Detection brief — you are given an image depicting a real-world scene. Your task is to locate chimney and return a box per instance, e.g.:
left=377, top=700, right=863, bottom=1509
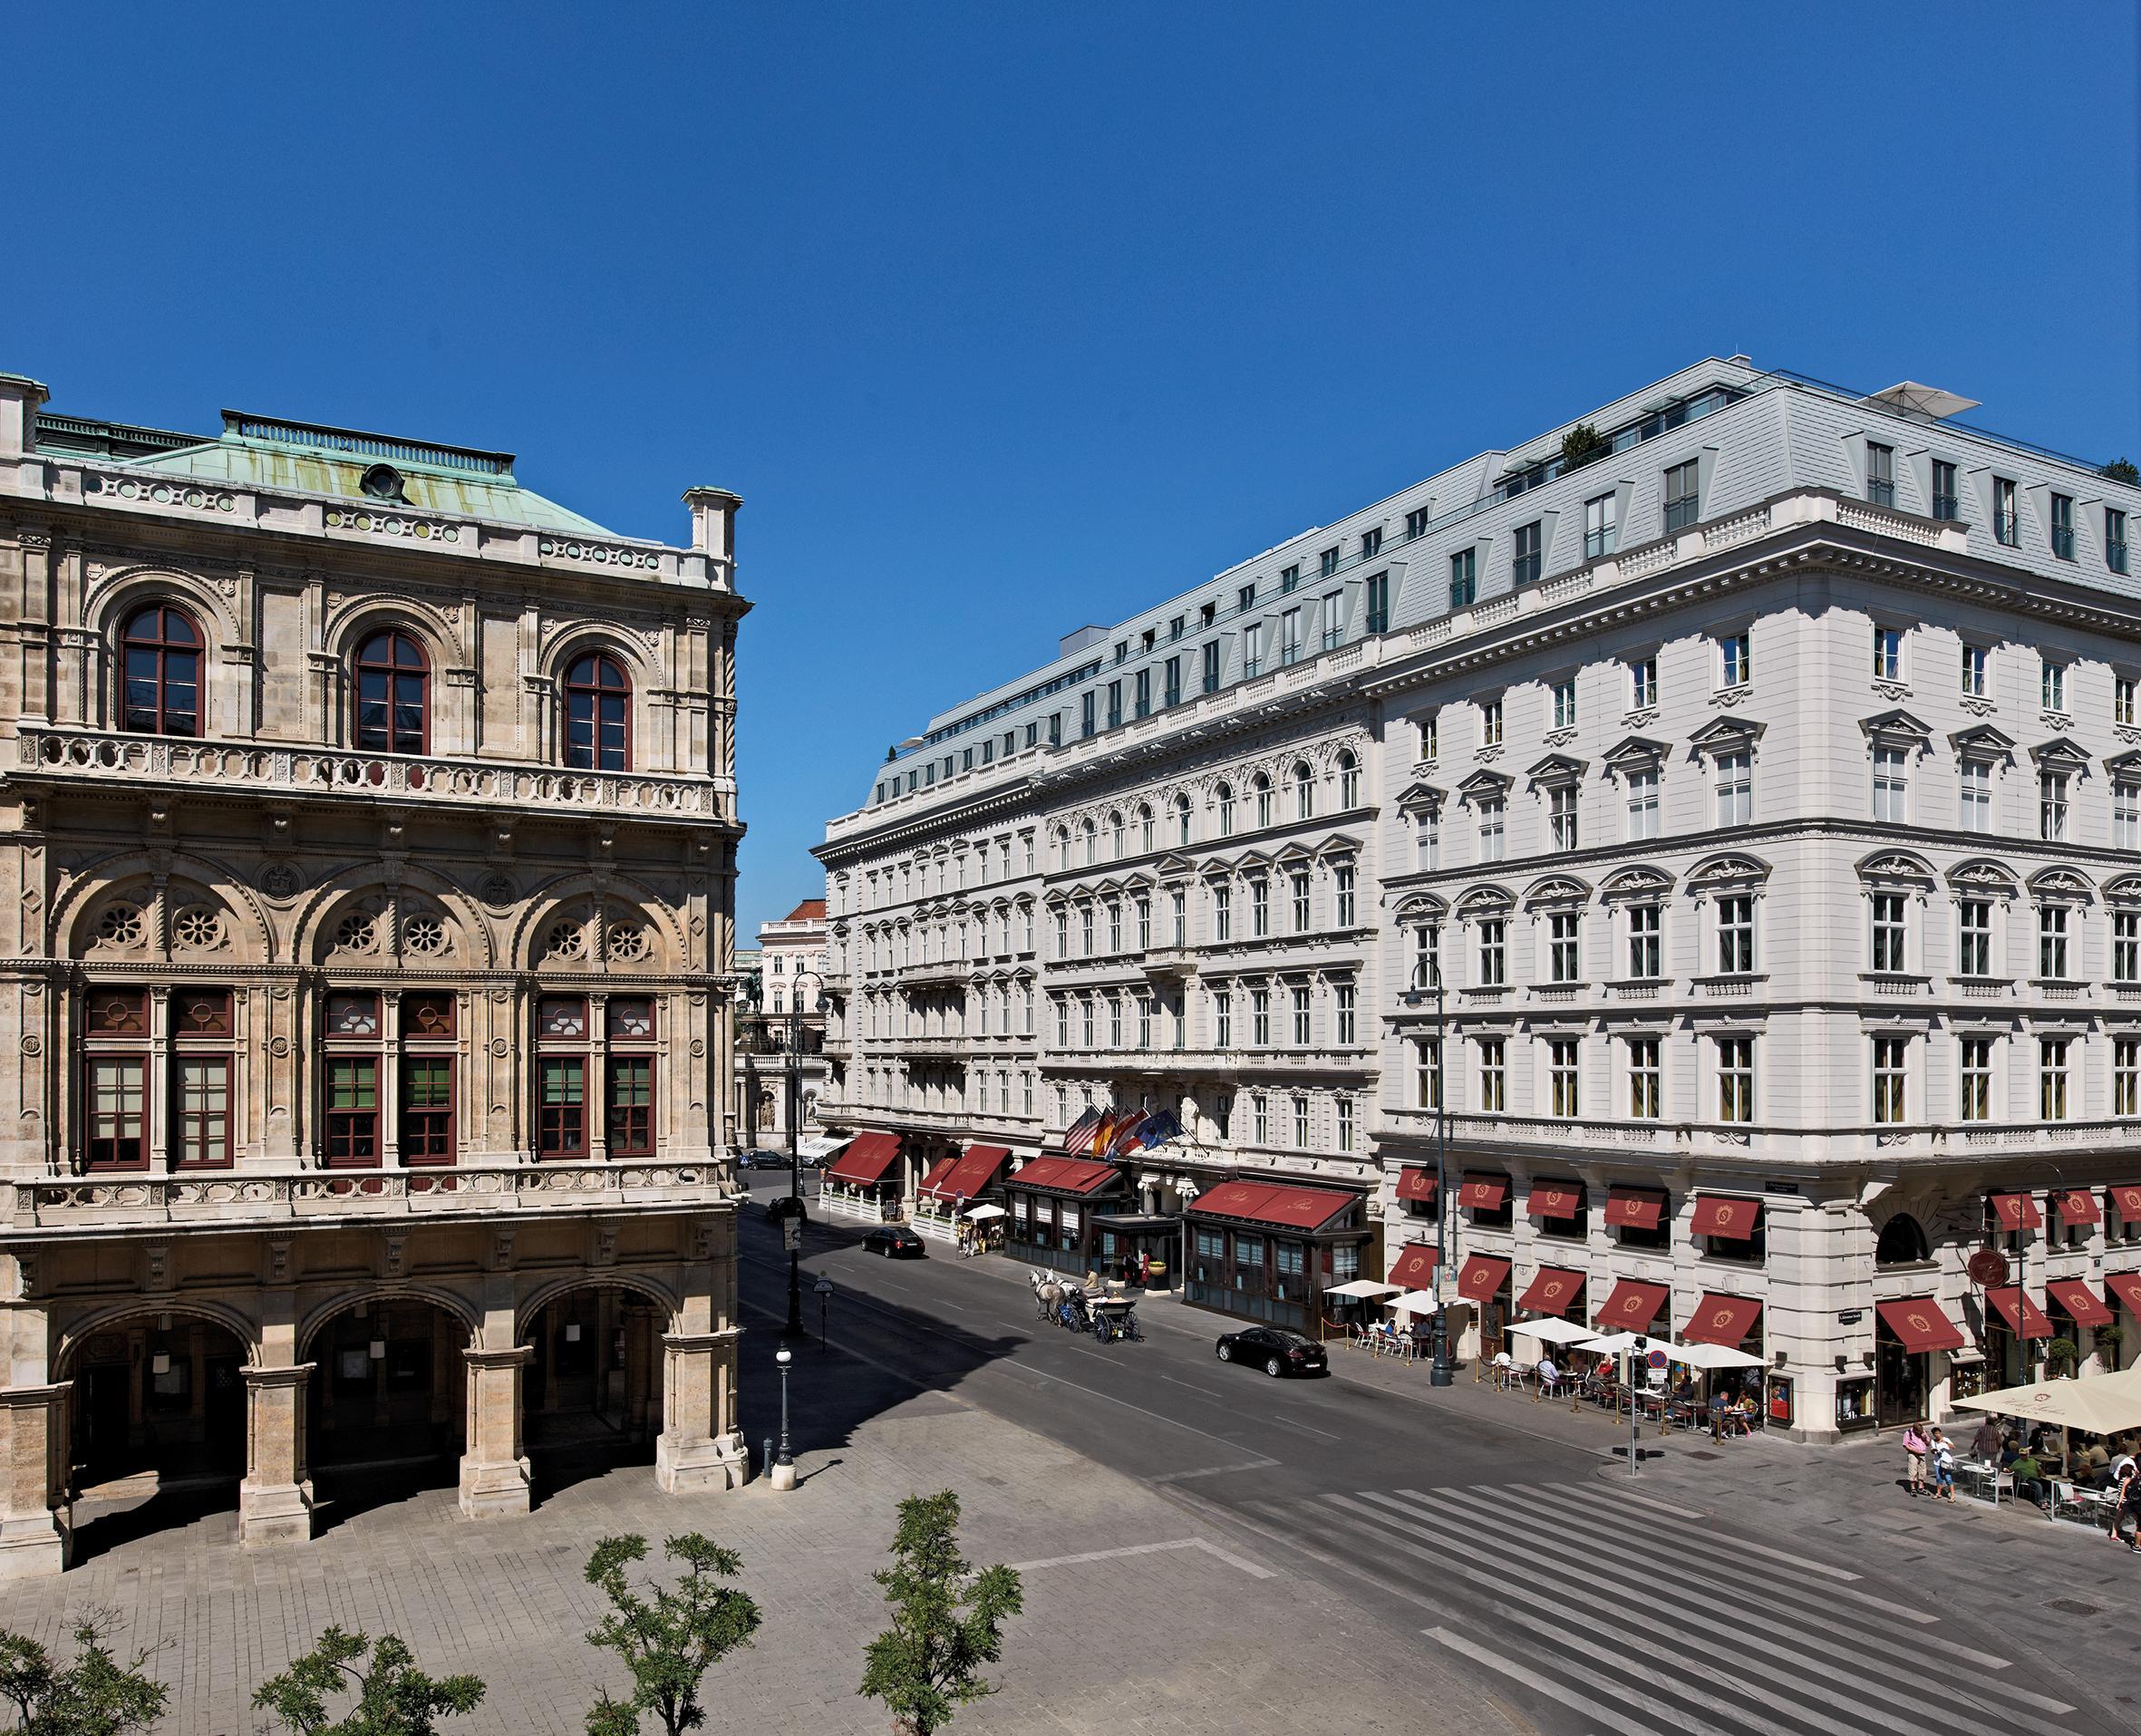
left=0, top=372, right=50, bottom=459
left=682, top=487, right=742, bottom=562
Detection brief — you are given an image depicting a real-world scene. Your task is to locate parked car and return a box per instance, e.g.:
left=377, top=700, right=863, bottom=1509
left=1215, top=1326, right=1327, bottom=1378
left=763, top=1194, right=809, bottom=1222
left=861, top=1225, right=925, bottom=1259
left=736, top=1149, right=788, bottom=1170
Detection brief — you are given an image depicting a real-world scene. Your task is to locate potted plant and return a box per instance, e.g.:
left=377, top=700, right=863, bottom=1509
left=1560, top=422, right=1610, bottom=471
left=2045, top=1335, right=2080, bottom=1379
left=2095, top=1321, right=2125, bottom=1370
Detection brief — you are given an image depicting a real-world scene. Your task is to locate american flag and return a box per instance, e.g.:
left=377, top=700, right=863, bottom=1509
left=1061, top=1106, right=1101, bottom=1155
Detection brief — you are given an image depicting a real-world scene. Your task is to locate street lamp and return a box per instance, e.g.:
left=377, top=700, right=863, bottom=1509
left=779, top=970, right=827, bottom=1343
left=1400, top=926, right=1453, bottom=1389
left=770, top=1346, right=796, bottom=1490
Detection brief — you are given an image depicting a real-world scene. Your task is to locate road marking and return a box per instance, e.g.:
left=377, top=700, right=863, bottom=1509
left=1148, top=1458, right=1280, bottom=1484
left=1160, top=1375, right=1224, bottom=1400
left=1423, top=1628, right=1668, bottom=1736
left=1267, top=1412, right=1341, bottom=1440
left=1007, top=1537, right=1273, bottom=1578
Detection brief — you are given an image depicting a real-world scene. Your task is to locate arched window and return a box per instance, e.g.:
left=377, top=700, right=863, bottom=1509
left=564, top=652, right=631, bottom=770
left=1875, top=1213, right=1931, bottom=1266
left=1216, top=782, right=1235, bottom=837
left=1338, top=749, right=1361, bottom=809
left=1082, top=820, right=1098, bottom=867
left=120, top=604, right=202, bottom=737
left=1255, top=773, right=1274, bottom=829
left=1138, top=804, right=1155, bottom=853
left=353, top=629, right=430, bottom=754
left=1293, top=761, right=1315, bottom=820
left=1109, top=811, right=1125, bottom=859
left=1175, top=794, right=1194, bottom=847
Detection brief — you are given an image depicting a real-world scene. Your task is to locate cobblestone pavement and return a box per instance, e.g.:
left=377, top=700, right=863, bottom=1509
left=2, top=1389, right=1504, bottom=1736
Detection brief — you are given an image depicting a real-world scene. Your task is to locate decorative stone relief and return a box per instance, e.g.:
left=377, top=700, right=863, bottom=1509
left=258, top=863, right=302, bottom=898
left=478, top=873, right=516, bottom=907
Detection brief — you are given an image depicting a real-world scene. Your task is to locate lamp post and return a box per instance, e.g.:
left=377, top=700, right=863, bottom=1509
left=779, top=971, right=826, bottom=1343
left=1401, top=926, right=1453, bottom=1388
left=770, top=1346, right=796, bottom=1490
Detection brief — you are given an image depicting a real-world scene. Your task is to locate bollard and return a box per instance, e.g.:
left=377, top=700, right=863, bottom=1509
left=761, top=1437, right=771, bottom=1481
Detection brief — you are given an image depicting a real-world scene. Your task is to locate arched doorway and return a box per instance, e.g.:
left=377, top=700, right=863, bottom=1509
left=303, top=1295, right=470, bottom=1526
left=520, top=1285, right=667, bottom=1498
left=63, top=1310, right=248, bottom=1557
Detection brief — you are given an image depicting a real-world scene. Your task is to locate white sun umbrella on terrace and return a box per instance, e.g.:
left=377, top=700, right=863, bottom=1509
left=1327, top=1279, right=1404, bottom=1299
left=1389, top=1290, right=1442, bottom=1316
left=961, top=1203, right=1007, bottom=1220
left=1509, top=1318, right=1600, bottom=1345
left=1574, top=1331, right=1670, bottom=1357
left=1670, top=1340, right=1767, bottom=1371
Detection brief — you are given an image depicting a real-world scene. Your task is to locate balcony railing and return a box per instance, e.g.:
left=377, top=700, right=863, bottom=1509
left=15, top=727, right=727, bottom=824
left=5, top=1157, right=734, bottom=1233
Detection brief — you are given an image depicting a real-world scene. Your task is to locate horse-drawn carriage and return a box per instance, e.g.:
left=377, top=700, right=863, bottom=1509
left=1031, top=1269, right=1142, bottom=1344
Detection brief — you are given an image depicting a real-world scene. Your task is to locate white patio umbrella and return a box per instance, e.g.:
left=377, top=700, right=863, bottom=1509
left=1670, top=1340, right=1767, bottom=1371
left=1389, top=1290, right=1442, bottom=1316
left=1510, top=1317, right=1600, bottom=1345
left=1574, top=1331, right=1661, bottom=1356
left=961, top=1203, right=1007, bottom=1220
left=1327, top=1279, right=1404, bottom=1299
left=1955, top=1365, right=2141, bottom=1435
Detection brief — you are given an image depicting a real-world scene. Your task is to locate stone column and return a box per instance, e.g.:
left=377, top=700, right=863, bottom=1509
left=0, top=1382, right=69, bottom=1578
left=653, top=1330, right=746, bottom=1492
left=458, top=1346, right=531, bottom=1518
left=237, top=1364, right=315, bottom=1547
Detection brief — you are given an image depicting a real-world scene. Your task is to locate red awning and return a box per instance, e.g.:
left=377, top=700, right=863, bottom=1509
left=2107, top=1272, right=2141, bottom=1318
left=1456, top=1255, right=1512, bottom=1301
left=1010, top=1156, right=1119, bottom=1197
left=1987, top=1286, right=2054, bottom=1340
left=1189, top=1180, right=1357, bottom=1233
left=1603, top=1188, right=1665, bottom=1230
left=2047, top=1279, right=2115, bottom=1329
left=1517, top=1266, right=1585, bottom=1314
left=1877, top=1296, right=1967, bottom=1354
left=923, top=1143, right=1010, bottom=1202
left=1456, top=1175, right=1508, bottom=1210
left=1990, top=1192, right=2042, bottom=1231
left=1388, top=1243, right=1439, bottom=1289
left=2053, top=1188, right=2103, bottom=1227
left=1526, top=1181, right=1583, bottom=1221
left=828, top=1130, right=901, bottom=1186
left=1395, top=1167, right=1439, bottom=1204
left=2111, top=1185, right=2141, bottom=1223
left=917, top=1156, right=958, bottom=1196
left=1593, top=1279, right=1669, bottom=1333
left=1682, top=1293, right=1763, bottom=1348
left=1691, top=1194, right=1759, bottom=1239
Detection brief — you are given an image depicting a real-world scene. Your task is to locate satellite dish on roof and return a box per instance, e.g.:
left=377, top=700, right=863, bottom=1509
left=1864, top=382, right=1981, bottom=423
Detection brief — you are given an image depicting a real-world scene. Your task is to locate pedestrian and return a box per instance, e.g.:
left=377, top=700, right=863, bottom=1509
left=1969, top=1414, right=2002, bottom=1465
left=1710, top=1385, right=1729, bottom=1443
left=2118, top=1464, right=2141, bottom=1553
left=1901, top=1419, right=1929, bottom=1497
left=1138, top=1250, right=1152, bottom=1288
left=1929, top=1428, right=1955, bottom=1502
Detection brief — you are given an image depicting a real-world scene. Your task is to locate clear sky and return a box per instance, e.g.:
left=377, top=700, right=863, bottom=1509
left=8, top=5, right=2138, bottom=938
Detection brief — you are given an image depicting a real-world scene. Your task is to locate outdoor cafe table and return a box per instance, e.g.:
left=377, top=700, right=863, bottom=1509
left=1953, top=1460, right=2013, bottom=1507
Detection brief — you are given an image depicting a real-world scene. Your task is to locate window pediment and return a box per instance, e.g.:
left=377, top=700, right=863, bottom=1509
left=1600, top=865, right=1675, bottom=902
left=1950, top=724, right=2015, bottom=765
left=1946, top=858, right=2020, bottom=897
left=1397, top=781, right=1446, bottom=817
left=1522, top=874, right=1593, bottom=910
left=1687, top=716, right=1764, bottom=757
left=1453, top=884, right=1514, bottom=918
left=1392, top=892, right=1448, bottom=923
left=1602, top=734, right=1669, bottom=773
left=1855, top=849, right=1934, bottom=887
left=1457, top=769, right=1512, bottom=801
left=1687, top=852, right=1772, bottom=892
left=2033, top=736, right=2091, bottom=771
left=2106, top=751, right=2141, bottom=780
left=2029, top=866, right=2095, bottom=903
left=1861, top=709, right=1933, bottom=750
left=2103, top=875, right=2141, bottom=907
left=1526, top=753, right=1588, bottom=789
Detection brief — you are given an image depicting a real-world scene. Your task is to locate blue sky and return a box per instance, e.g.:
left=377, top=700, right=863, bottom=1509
left=9, top=5, right=2137, bottom=937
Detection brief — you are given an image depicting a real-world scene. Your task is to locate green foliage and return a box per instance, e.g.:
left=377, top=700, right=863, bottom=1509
left=2102, top=458, right=2139, bottom=485
left=252, top=1626, right=484, bottom=1736
left=2046, top=1335, right=2080, bottom=1376
left=2097, top=1321, right=2126, bottom=1353
left=582, top=1532, right=761, bottom=1736
left=0, top=1615, right=167, bottom=1736
left=859, top=1490, right=1023, bottom=1736
left=1559, top=422, right=1610, bottom=470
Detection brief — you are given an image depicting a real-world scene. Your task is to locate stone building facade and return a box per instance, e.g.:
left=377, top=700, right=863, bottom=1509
left=0, top=372, right=750, bottom=1576
left=817, top=357, right=2141, bottom=1438
left=735, top=898, right=828, bottom=1150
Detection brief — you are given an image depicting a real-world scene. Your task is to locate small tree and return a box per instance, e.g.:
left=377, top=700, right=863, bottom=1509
left=0, top=1614, right=167, bottom=1736
left=2046, top=1335, right=2080, bottom=1379
left=2103, top=458, right=2140, bottom=485
left=582, top=1533, right=761, bottom=1736
left=1559, top=422, right=1609, bottom=470
left=859, top=1491, right=1022, bottom=1736
left=253, top=1627, right=484, bottom=1736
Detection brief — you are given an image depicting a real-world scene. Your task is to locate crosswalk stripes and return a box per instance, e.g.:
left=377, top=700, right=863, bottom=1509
left=1244, top=1479, right=2075, bottom=1736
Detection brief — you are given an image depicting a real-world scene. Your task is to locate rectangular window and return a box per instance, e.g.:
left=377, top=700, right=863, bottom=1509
left=1213, top=884, right=1231, bottom=942
left=1243, top=625, right=1262, bottom=679
left=1627, top=1037, right=1661, bottom=1120
left=1200, top=641, right=1221, bottom=694
left=2040, top=770, right=2068, bottom=840
left=1109, top=995, right=1123, bottom=1049
left=2039, top=904, right=2070, bottom=979
left=1630, top=655, right=1657, bottom=710
left=1252, top=1096, right=1269, bottom=1144
left=1159, top=655, right=1180, bottom=707
left=1548, top=784, right=1578, bottom=851
left=2039, top=1037, right=2071, bottom=1120
left=1549, top=1038, right=1581, bottom=1118
left=1412, top=924, right=1439, bottom=993
left=1960, top=761, right=1992, bottom=832
left=1959, top=1035, right=1992, bottom=1121
left=2117, top=909, right=2141, bottom=984
left=1080, top=692, right=1096, bottom=739
left=1480, top=698, right=1503, bottom=749
left=1334, top=863, right=1356, bottom=927
left=1553, top=676, right=1577, bottom=729
left=1291, top=986, right=1311, bottom=1046
left=1406, top=505, right=1431, bottom=540
left=1993, top=477, right=2019, bottom=546
left=1718, top=894, right=1755, bottom=974
left=1715, top=752, right=1752, bottom=827
left=1280, top=607, right=1302, bottom=666
left=1961, top=643, right=1988, bottom=698
left=1625, top=768, right=1660, bottom=839
left=1416, top=811, right=1439, bottom=869
left=1335, top=1096, right=1354, bottom=1152
left=1449, top=548, right=1477, bottom=608
left=2120, top=676, right=2137, bottom=727
left=1958, top=898, right=1993, bottom=976
left=1365, top=570, right=1389, bottom=633
left=1873, top=745, right=1908, bottom=823
left=538, top=1056, right=587, bottom=1157
left=2118, top=781, right=2141, bottom=849
left=1584, top=491, right=1618, bottom=559
left=1716, top=1036, right=1754, bottom=1123
left=1290, top=868, right=1311, bottom=934
left=326, top=1056, right=381, bottom=1166
left=1477, top=798, right=1505, bottom=862
left=1720, top=634, right=1750, bottom=688
left=1360, top=527, right=1383, bottom=560
left=1251, top=989, right=1271, bottom=1047
left=2120, top=1038, right=2141, bottom=1119
left=85, top=1055, right=147, bottom=1169
left=1932, top=460, right=1960, bottom=521
left=1548, top=911, right=1580, bottom=983
left=1414, top=1037, right=1440, bottom=1110
left=1865, top=441, right=1895, bottom=509
left=1133, top=668, right=1150, bottom=718
left=606, top=1057, right=654, bottom=1156
left=1662, top=459, right=1700, bottom=530
left=1251, top=878, right=1269, bottom=937
left=1172, top=888, right=1187, bottom=946
left=2042, top=660, right=2067, bottom=714
left=1335, top=983, right=1356, bottom=1044
left=400, top=1056, right=454, bottom=1164
left=1477, top=1038, right=1506, bottom=1112
left=1628, top=904, right=1661, bottom=979
left=1513, top=520, right=1543, bottom=587
left=2050, top=492, right=2076, bottom=559
left=1106, top=681, right=1123, bottom=728
left=1477, top=918, right=1506, bottom=986
left=1317, top=547, right=1338, bottom=579
left=1321, top=592, right=1343, bottom=651
left=1872, top=1036, right=1907, bottom=1123
left=1873, top=626, right=1904, bottom=682
left=173, top=1054, right=232, bottom=1170
left=1213, top=990, right=1232, bottom=1049
left=2110, top=508, right=2131, bottom=576
left=1237, top=582, right=1257, bottom=613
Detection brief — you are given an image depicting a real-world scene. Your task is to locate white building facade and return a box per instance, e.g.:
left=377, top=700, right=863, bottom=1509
left=734, top=899, right=828, bottom=1150
left=818, top=358, right=2141, bottom=1438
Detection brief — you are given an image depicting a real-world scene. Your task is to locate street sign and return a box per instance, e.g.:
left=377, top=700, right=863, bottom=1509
left=1646, top=1349, right=1668, bottom=1370
left=813, top=1276, right=834, bottom=1297
left=782, top=1220, right=801, bottom=1253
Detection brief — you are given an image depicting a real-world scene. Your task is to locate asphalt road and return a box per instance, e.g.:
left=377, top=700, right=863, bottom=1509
left=735, top=1176, right=2130, bottom=1736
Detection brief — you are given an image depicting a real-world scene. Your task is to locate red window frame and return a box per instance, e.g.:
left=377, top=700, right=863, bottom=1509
left=538, top=1055, right=588, bottom=1158
left=605, top=1055, right=654, bottom=1156
left=84, top=1052, right=149, bottom=1171
left=353, top=628, right=430, bottom=755
left=400, top=1054, right=455, bottom=1167
left=324, top=1056, right=381, bottom=1168
left=120, top=603, right=202, bottom=737
left=564, top=653, right=631, bottom=771
left=171, top=1053, right=234, bottom=1170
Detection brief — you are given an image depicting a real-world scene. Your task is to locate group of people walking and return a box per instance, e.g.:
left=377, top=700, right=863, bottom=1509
left=1899, top=1416, right=2141, bottom=1547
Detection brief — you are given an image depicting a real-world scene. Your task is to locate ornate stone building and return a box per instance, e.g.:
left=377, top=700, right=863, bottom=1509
left=735, top=897, right=828, bottom=1150
left=0, top=372, right=750, bottom=1576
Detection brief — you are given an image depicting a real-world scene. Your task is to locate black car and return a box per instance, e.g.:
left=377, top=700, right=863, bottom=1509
left=1216, top=1326, right=1328, bottom=1377
left=763, top=1194, right=809, bottom=1222
left=861, top=1225, right=925, bottom=1258
left=736, top=1149, right=788, bottom=1170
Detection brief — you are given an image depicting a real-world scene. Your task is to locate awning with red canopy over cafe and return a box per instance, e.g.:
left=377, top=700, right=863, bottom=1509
left=922, top=1143, right=1011, bottom=1202
left=1456, top=1175, right=1508, bottom=1211
left=1188, top=1179, right=1357, bottom=1233
left=1526, top=1181, right=1582, bottom=1221
left=1990, top=1192, right=2042, bottom=1231
left=1517, top=1266, right=1585, bottom=1314
left=1388, top=1243, right=1439, bottom=1289
left=1456, top=1255, right=1512, bottom=1301
left=1593, top=1279, right=1669, bottom=1333
left=1396, top=1167, right=1438, bottom=1204
left=828, top=1130, right=902, bottom=1186
left=2054, top=1188, right=2102, bottom=1228
left=1681, top=1293, right=1763, bottom=1348
left=2111, top=1185, right=2141, bottom=1224
left=2107, top=1271, right=2141, bottom=1318
left=1603, top=1188, right=1665, bottom=1230
left=2047, top=1279, right=2114, bottom=1329
left=1875, top=1296, right=1966, bottom=1353
left=1690, top=1194, right=1759, bottom=1239
left=1986, top=1286, right=2053, bottom=1339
